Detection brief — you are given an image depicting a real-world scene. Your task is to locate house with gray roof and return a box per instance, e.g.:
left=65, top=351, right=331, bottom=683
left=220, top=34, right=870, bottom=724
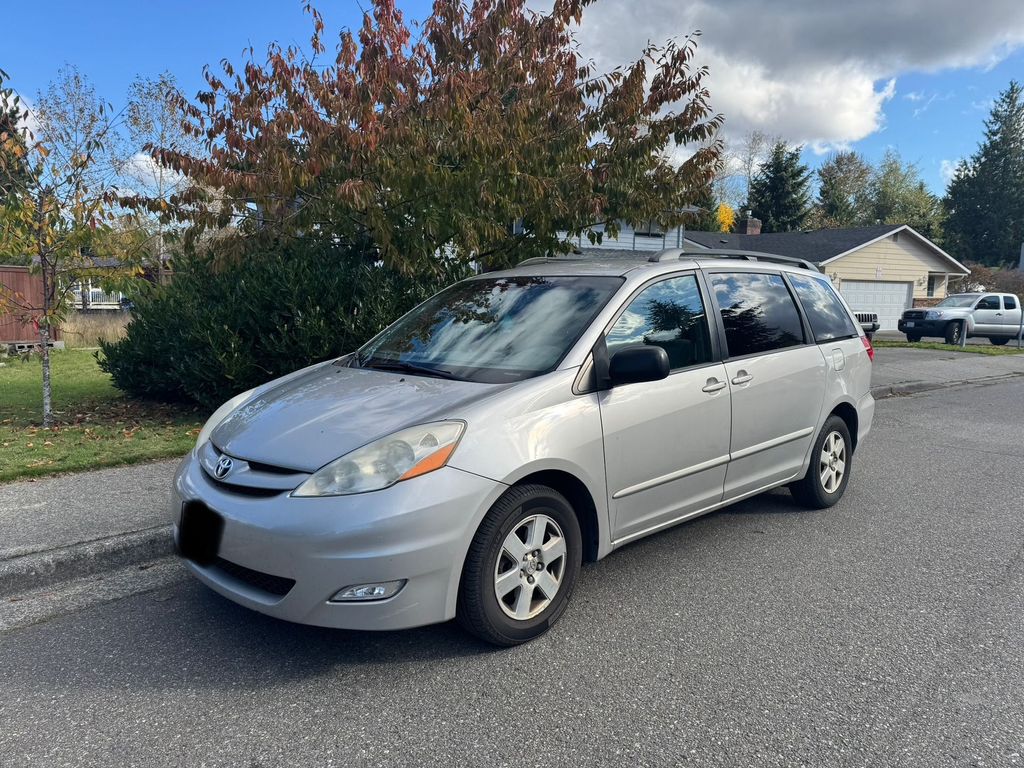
left=559, top=215, right=969, bottom=331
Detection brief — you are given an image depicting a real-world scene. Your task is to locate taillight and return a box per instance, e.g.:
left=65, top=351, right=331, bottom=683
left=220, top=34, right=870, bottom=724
left=861, top=335, right=874, bottom=362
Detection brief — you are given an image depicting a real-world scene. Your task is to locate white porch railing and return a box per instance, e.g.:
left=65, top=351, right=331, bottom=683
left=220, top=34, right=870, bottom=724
left=71, top=281, right=124, bottom=310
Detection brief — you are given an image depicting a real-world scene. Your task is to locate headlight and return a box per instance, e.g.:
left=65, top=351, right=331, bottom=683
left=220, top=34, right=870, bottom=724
left=195, top=388, right=256, bottom=449
left=925, top=310, right=944, bottom=320
left=293, top=421, right=466, bottom=497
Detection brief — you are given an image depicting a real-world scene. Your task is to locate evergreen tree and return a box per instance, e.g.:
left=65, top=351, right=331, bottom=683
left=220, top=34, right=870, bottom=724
left=0, top=75, right=31, bottom=206
left=867, top=150, right=945, bottom=242
left=944, top=81, right=1024, bottom=266
left=748, top=142, right=812, bottom=233
left=688, top=183, right=721, bottom=232
left=815, top=151, right=871, bottom=228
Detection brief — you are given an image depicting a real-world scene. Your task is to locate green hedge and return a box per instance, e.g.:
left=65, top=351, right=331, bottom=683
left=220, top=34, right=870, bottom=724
left=99, top=239, right=468, bottom=409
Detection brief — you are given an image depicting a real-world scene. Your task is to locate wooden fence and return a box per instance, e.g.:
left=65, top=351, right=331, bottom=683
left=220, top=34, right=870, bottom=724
left=0, top=265, right=61, bottom=345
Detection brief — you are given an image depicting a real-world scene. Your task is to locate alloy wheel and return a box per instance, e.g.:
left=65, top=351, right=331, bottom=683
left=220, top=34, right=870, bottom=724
left=493, top=513, right=567, bottom=621
left=819, top=431, right=846, bottom=494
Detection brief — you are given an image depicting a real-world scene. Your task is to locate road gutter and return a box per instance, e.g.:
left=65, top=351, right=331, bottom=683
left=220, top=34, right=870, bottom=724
left=870, top=371, right=1024, bottom=400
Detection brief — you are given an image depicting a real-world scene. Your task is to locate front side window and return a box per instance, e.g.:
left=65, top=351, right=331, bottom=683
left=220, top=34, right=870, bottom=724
left=976, top=296, right=1001, bottom=310
left=788, top=273, right=858, bottom=343
left=711, top=272, right=805, bottom=357
left=356, top=275, right=623, bottom=383
left=606, top=274, right=713, bottom=370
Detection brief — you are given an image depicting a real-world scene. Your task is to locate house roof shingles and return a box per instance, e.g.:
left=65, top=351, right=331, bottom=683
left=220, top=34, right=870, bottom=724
left=681, top=224, right=902, bottom=265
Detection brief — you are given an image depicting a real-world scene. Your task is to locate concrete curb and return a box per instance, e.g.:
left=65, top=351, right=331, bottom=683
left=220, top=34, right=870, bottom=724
left=0, top=524, right=173, bottom=598
left=870, top=372, right=1024, bottom=400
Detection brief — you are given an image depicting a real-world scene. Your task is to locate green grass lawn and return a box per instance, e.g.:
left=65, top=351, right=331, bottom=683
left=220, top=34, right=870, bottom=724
left=0, top=349, right=206, bottom=483
left=872, top=339, right=1024, bottom=355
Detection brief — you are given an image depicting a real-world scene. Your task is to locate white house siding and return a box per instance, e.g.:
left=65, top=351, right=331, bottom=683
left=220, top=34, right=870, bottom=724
left=556, top=223, right=689, bottom=252
left=824, top=232, right=958, bottom=301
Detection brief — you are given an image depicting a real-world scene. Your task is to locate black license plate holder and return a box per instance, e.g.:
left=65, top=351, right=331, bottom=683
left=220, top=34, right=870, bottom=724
left=177, top=501, right=224, bottom=566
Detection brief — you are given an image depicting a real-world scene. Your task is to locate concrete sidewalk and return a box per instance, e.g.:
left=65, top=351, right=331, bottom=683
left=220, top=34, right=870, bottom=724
left=870, top=346, right=1024, bottom=398
left=0, top=459, right=179, bottom=599
left=2, top=345, right=1023, bottom=601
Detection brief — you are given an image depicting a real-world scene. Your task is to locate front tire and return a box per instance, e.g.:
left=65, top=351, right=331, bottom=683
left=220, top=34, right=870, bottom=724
left=457, top=484, right=582, bottom=646
left=990, top=337, right=1009, bottom=346
left=944, top=321, right=963, bottom=345
left=790, top=415, right=852, bottom=509
left=906, top=333, right=922, bottom=343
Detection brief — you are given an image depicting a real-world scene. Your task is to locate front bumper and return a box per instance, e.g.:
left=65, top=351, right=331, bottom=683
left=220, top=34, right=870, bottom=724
left=171, top=453, right=506, bottom=631
left=897, top=318, right=948, bottom=335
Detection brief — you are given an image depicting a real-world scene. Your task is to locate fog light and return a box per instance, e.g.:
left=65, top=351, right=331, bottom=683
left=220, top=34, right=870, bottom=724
left=330, top=580, right=406, bottom=602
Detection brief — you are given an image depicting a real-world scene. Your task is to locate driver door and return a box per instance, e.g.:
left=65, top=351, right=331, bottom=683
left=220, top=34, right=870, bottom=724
left=973, top=295, right=1003, bottom=334
left=598, top=273, right=731, bottom=543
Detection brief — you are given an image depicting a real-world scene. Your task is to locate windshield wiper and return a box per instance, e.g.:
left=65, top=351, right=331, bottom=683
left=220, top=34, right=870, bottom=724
left=361, top=358, right=461, bottom=380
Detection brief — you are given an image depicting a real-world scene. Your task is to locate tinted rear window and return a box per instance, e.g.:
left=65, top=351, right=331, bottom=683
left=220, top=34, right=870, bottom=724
left=711, top=272, right=805, bottom=357
left=788, top=274, right=858, bottom=342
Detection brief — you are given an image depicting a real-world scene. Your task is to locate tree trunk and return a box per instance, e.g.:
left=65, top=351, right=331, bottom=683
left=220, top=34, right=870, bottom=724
left=36, top=188, right=54, bottom=428
left=38, top=322, right=53, bottom=429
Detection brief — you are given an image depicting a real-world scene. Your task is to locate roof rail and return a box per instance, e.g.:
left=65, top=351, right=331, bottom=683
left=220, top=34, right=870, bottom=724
left=649, top=248, right=820, bottom=273
left=515, top=256, right=588, bottom=267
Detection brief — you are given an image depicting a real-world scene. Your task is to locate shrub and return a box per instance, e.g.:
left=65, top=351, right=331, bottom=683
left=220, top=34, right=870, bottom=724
left=99, top=239, right=469, bottom=409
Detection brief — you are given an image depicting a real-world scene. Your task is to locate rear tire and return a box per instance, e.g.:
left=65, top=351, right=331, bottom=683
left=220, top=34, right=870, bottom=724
left=944, top=321, right=963, bottom=345
left=790, top=415, right=852, bottom=510
left=990, top=337, right=1009, bottom=346
left=457, top=484, right=582, bottom=646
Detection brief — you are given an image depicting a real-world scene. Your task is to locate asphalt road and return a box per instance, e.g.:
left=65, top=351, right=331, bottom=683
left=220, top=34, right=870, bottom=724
left=1, top=379, right=1023, bottom=768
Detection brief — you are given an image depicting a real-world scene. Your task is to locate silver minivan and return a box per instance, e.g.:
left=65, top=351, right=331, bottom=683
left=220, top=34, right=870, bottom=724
left=173, top=250, right=875, bottom=645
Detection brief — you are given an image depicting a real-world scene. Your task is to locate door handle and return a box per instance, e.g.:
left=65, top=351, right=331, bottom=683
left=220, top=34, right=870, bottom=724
left=702, top=378, right=727, bottom=393
left=731, top=372, right=754, bottom=385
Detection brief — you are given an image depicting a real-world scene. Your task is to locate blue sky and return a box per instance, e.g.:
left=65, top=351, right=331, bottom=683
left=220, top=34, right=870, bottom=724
left=851, top=53, right=1024, bottom=191
left=4, top=0, right=1022, bottom=196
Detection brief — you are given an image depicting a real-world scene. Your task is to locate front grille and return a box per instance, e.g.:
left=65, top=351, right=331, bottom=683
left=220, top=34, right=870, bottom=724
left=200, top=464, right=284, bottom=497
left=212, top=557, right=296, bottom=597
left=903, top=310, right=927, bottom=320
left=854, top=312, right=878, bottom=323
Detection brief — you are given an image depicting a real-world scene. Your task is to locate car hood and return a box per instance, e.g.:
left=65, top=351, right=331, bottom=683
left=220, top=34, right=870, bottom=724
left=211, top=362, right=500, bottom=472
left=912, top=307, right=969, bottom=316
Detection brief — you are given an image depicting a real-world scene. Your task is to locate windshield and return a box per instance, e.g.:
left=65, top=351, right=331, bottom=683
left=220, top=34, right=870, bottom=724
left=355, top=275, right=623, bottom=383
left=936, top=294, right=979, bottom=308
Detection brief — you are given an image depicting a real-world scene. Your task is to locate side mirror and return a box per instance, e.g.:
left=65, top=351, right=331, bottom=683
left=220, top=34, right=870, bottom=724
left=608, top=346, right=670, bottom=387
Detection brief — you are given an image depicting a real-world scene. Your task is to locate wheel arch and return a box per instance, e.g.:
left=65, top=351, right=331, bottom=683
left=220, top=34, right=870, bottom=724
left=830, top=401, right=859, bottom=452
left=512, top=469, right=601, bottom=563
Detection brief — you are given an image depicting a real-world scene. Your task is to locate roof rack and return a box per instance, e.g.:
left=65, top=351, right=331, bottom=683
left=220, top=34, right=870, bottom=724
left=515, top=256, right=588, bottom=267
left=649, top=248, right=820, bottom=273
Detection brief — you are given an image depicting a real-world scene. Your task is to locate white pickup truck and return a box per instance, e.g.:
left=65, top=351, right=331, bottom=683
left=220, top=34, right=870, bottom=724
left=898, top=292, right=1024, bottom=345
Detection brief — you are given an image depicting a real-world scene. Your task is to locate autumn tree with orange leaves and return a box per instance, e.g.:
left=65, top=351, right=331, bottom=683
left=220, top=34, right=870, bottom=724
left=136, top=0, right=722, bottom=270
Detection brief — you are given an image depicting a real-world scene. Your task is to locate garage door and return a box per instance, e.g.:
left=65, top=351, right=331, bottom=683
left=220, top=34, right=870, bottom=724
left=839, top=281, right=913, bottom=331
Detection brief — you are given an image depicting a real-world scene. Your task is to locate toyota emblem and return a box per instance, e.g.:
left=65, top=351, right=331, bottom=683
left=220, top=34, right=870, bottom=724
left=214, top=455, right=234, bottom=479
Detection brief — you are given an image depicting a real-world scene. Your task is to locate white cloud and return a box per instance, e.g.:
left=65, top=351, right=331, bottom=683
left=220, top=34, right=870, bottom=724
left=120, top=151, right=186, bottom=192
left=940, top=158, right=960, bottom=185
left=568, top=0, right=1024, bottom=148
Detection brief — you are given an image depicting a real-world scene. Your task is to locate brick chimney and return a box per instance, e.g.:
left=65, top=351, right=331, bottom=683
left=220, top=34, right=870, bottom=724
left=736, top=210, right=761, bottom=235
